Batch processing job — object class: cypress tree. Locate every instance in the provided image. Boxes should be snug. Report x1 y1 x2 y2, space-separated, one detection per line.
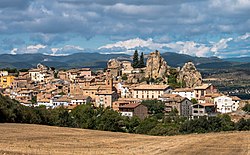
139 52 145 68
132 50 139 68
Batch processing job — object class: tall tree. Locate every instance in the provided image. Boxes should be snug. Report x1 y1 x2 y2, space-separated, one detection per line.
139 52 145 68
132 50 139 68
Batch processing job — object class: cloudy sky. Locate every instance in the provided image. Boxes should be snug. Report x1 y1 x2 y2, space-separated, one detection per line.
0 0 249 58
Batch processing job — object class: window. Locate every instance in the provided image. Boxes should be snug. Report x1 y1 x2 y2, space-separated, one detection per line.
201 90 204 96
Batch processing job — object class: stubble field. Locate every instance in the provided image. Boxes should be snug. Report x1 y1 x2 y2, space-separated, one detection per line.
0 123 249 155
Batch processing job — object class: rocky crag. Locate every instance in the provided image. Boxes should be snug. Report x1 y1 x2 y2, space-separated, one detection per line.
177 61 202 88
145 50 169 81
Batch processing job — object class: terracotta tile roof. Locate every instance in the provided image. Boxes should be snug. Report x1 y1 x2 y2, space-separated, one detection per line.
37 99 50 102
118 98 142 102
173 88 194 92
119 103 141 109
133 84 170 90
163 96 187 103
205 93 222 98
194 84 211 90
96 90 113 95
54 97 71 102
160 94 181 98
200 103 215 107
70 95 90 100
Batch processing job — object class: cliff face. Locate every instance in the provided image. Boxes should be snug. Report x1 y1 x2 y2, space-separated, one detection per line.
145 51 169 80
177 62 202 88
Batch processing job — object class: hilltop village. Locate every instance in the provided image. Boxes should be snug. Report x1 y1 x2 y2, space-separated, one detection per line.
0 51 243 119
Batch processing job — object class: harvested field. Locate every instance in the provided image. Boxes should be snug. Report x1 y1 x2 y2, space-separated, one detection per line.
0 123 249 155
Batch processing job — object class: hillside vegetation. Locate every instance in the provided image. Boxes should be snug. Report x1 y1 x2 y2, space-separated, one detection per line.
0 123 249 155
0 94 250 136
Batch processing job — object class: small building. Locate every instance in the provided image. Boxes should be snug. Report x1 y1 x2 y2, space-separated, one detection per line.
37 99 53 109
194 83 217 100
132 84 172 99
172 88 195 100
112 98 142 111
119 103 148 119
192 103 216 118
0 71 8 77
0 75 15 88
160 95 193 117
53 96 71 107
95 91 118 108
70 95 92 106
214 95 241 113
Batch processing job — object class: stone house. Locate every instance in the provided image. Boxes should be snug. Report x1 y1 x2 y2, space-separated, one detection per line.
194 83 217 101
112 98 142 111
119 103 148 119
160 95 193 117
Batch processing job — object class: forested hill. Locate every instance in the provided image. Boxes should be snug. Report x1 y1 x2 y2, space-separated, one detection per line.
0 52 249 69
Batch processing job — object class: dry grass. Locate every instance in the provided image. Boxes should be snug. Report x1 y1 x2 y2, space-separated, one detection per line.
0 123 249 155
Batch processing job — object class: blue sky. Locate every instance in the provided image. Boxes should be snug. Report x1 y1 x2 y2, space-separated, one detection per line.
0 0 249 58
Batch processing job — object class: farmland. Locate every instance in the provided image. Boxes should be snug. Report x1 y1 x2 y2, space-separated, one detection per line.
0 123 249 155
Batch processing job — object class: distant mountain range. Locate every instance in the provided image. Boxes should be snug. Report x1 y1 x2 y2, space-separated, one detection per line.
0 52 249 70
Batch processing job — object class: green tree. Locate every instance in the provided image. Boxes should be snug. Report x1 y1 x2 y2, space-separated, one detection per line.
191 98 198 104
132 50 139 68
70 104 96 129
121 74 128 81
235 118 250 131
95 108 123 132
124 116 141 133
141 100 165 119
138 52 145 68
136 117 158 134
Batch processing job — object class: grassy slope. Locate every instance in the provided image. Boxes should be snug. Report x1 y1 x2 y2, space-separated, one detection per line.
0 123 249 155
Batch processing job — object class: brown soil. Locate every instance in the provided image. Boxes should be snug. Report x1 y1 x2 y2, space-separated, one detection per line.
0 123 249 155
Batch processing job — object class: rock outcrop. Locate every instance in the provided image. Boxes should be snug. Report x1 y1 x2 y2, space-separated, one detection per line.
107 59 121 69
107 59 122 77
177 62 202 88
145 51 169 80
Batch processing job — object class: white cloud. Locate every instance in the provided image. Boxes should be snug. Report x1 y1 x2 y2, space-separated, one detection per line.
166 41 210 57
99 38 167 53
48 45 84 56
210 38 233 55
237 32 250 40
26 44 46 53
98 35 249 58
98 38 212 57
10 48 18 55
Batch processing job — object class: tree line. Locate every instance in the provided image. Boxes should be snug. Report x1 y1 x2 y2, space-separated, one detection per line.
0 94 249 135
